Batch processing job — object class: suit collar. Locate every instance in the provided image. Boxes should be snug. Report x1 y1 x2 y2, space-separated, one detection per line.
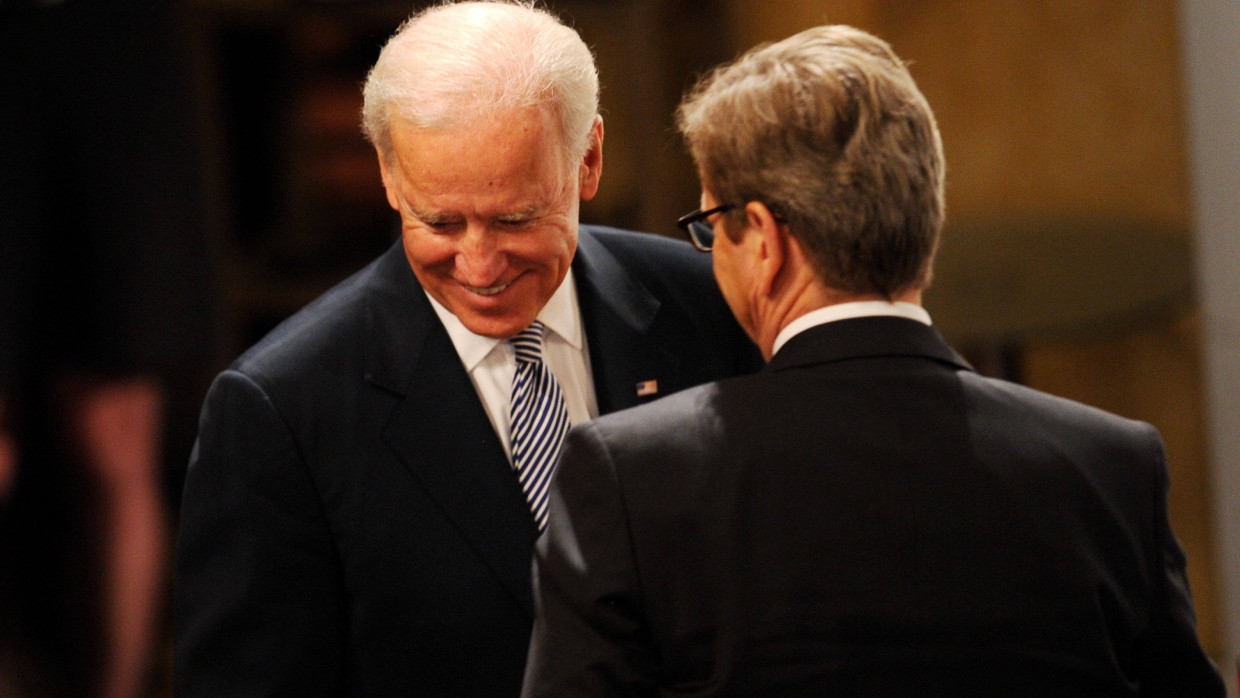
573 227 659 333
773 301 931 355
768 315 973 374
573 227 682 413
359 241 433 396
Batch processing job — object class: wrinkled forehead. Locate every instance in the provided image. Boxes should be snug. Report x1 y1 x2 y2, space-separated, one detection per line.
385 107 574 178
384 115 579 215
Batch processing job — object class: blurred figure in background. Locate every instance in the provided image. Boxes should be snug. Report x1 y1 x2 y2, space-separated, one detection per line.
0 0 216 696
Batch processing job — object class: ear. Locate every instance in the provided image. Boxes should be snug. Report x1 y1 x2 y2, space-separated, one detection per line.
746 201 788 298
377 151 402 212
578 115 604 201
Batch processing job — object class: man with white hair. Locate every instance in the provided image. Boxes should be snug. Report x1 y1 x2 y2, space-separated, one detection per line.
173 2 760 695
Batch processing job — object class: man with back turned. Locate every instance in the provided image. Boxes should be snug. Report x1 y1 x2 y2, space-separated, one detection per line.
522 24 1224 697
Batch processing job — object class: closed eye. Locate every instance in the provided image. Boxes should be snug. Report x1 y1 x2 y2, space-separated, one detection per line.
495 217 535 229
416 216 465 234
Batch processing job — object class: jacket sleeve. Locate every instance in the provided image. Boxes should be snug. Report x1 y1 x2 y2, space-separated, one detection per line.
1133 426 1225 697
522 421 659 698
174 369 348 697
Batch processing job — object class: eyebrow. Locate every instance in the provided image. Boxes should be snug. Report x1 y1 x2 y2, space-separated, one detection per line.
398 194 547 226
495 204 546 222
411 209 460 227
393 194 446 226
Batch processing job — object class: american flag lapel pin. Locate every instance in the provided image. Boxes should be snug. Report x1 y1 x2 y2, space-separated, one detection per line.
635 379 658 397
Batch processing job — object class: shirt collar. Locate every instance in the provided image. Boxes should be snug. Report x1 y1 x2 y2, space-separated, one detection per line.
536 267 584 351
426 268 582 372
772 301 932 357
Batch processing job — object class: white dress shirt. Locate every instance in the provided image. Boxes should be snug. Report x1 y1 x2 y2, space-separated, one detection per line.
771 301 933 357
427 269 598 463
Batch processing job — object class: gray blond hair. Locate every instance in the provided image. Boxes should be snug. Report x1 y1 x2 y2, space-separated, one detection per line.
677 25 945 297
362 1 599 168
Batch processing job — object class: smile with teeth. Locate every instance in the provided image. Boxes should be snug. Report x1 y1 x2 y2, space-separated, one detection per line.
463 280 511 296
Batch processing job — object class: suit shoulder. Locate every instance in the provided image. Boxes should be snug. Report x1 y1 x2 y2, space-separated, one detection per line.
960 371 1163 460
230 255 393 385
965 372 1151 428
585 372 760 447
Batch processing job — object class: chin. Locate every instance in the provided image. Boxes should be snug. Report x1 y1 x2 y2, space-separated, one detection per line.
459 313 532 340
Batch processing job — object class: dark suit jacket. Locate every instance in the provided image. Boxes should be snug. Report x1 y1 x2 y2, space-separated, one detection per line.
523 316 1223 697
173 226 762 697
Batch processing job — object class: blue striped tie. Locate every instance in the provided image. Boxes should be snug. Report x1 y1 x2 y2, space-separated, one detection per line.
508 321 570 531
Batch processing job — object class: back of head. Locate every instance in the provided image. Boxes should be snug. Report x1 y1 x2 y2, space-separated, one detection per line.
677 25 945 298
362 1 599 168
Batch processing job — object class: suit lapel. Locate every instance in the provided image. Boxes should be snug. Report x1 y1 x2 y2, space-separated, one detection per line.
363 243 538 616
574 228 682 414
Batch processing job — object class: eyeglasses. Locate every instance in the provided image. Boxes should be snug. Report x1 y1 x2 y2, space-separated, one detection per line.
676 204 735 252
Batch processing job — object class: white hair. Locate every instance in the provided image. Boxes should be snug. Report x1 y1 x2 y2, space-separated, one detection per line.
362 1 599 167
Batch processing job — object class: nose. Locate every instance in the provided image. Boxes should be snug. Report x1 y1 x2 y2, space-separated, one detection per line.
454 225 506 285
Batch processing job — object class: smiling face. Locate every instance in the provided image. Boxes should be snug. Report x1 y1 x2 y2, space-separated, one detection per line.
380 106 602 339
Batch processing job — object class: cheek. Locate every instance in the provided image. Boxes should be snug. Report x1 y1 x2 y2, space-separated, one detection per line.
402 230 457 272
548 235 576 271
711 251 731 291
512 227 576 272
712 250 747 314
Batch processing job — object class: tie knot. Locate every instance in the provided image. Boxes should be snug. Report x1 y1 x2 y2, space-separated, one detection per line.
510 321 546 364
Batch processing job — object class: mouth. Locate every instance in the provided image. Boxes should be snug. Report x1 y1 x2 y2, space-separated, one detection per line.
462 280 512 296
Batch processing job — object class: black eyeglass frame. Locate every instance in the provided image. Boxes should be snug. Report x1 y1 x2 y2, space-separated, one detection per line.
676 204 735 252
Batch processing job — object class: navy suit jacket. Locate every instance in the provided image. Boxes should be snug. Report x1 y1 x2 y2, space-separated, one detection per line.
524 316 1224 697
173 226 762 696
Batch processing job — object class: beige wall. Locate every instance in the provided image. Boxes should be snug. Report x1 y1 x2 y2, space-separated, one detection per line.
1180 1 1240 690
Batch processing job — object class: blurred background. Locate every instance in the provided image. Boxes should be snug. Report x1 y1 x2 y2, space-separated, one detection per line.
1 0 1236 696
